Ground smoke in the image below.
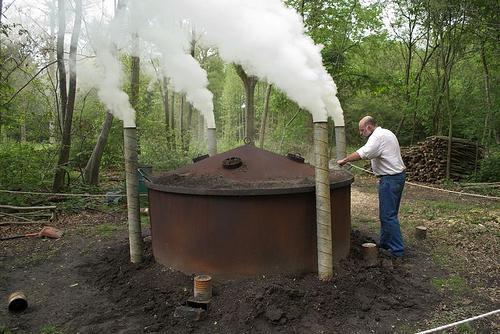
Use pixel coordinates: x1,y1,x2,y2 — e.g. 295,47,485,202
86,0,344,128
88,24,136,127
170,0,344,124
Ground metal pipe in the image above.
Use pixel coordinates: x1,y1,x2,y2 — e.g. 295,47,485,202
207,128,217,156
124,126,142,263
335,126,346,160
314,122,333,280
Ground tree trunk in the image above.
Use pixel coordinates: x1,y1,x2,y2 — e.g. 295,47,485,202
48,0,57,144
53,0,81,191
185,35,196,150
259,84,272,149
446,115,452,180
56,0,67,128
126,32,142,264
314,122,332,281
235,65,257,144
160,77,173,149
180,94,185,150
20,110,26,142
480,42,493,146
83,112,114,185
170,91,176,147
0,0,3,141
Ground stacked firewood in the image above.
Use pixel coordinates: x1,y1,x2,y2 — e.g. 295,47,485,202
401,136,483,183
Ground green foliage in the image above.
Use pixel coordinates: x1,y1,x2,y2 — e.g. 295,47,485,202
39,325,64,334
0,326,13,334
473,152,500,182
0,141,57,190
431,275,468,295
1,0,499,195
95,223,124,237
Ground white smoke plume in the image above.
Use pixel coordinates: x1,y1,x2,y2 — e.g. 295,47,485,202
86,0,344,128
168,0,344,125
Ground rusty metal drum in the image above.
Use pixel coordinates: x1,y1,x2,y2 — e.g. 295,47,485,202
147,145,353,277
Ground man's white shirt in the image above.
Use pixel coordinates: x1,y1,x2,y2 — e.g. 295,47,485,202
356,127,406,176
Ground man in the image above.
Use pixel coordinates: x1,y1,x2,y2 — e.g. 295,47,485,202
337,116,406,258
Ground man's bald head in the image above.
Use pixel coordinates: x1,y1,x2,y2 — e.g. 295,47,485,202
359,116,377,138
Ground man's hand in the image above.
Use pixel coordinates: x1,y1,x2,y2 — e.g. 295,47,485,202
337,158,348,166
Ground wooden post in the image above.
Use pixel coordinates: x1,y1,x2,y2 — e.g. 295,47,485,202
124,126,142,263
362,243,378,266
415,226,427,240
314,122,333,280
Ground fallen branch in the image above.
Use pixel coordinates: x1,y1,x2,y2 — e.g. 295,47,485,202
0,221,49,226
0,205,57,210
0,212,33,222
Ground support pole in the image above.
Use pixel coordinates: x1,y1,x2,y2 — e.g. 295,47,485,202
335,126,346,160
314,122,333,280
207,128,217,156
123,126,142,264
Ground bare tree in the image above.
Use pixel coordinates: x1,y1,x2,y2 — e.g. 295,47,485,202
235,64,257,144
47,0,58,143
83,112,114,185
259,83,272,148
480,42,493,145
53,0,82,191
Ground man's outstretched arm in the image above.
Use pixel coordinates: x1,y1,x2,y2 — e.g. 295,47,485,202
337,152,361,166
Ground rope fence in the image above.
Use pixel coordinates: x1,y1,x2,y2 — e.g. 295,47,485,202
415,309,499,334
347,163,500,201
0,189,148,197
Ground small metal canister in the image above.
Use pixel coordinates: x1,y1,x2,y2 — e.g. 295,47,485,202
194,275,212,301
8,291,28,313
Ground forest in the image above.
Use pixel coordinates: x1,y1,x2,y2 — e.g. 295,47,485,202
0,1,499,334
0,0,498,196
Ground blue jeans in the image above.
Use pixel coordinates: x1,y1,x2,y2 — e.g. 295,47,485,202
378,172,405,257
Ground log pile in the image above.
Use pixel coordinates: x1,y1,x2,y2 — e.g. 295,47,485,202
401,136,483,183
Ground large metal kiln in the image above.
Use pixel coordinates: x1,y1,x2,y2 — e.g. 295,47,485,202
146,144,353,276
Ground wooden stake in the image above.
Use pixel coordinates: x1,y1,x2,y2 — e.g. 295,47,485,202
362,243,378,266
415,226,427,240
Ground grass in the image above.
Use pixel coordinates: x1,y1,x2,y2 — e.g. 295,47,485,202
95,223,124,237
431,275,469,295
39,325,64,334
0,326,13,334
141,215,150,228
12,246,61,268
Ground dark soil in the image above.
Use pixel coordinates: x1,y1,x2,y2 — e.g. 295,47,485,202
1,226,441,334
1,176,498,334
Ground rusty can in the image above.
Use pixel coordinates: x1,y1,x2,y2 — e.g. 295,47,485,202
194,275,212,301
8,291,28,313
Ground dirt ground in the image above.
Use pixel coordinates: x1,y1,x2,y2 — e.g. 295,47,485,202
1,175,498,334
